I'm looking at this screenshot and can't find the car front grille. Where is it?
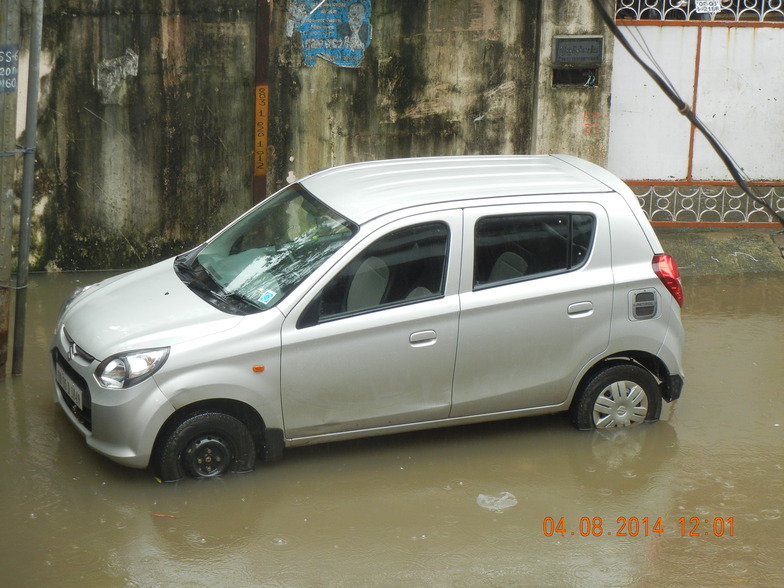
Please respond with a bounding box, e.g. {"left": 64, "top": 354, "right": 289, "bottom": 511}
{"left": 64, "top": 329, "right": 96, "bottom": 363}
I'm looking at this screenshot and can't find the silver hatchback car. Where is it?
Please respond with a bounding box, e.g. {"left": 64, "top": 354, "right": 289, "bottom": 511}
{"left": 51, "top": 155, "right": 685, "bottom": 481}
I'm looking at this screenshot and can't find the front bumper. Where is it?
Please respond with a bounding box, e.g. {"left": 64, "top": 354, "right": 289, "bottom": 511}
{"left": 50, "top": 329, "right": 175, "bottom": 469}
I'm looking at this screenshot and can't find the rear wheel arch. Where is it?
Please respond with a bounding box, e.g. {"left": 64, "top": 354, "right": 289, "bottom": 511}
{"left": 573, "top": 351, "right": 671, "bottom": 399}
{"left": 569, "top": 355, "right": 664, "bottom": 430}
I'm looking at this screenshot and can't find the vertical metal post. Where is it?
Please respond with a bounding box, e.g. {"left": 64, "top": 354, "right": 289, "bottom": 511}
{"left": 0, "top": 0, "right": 22, "bottom": 373}
{"left": 11, "top": 0, "right": 44, "bottom": 375}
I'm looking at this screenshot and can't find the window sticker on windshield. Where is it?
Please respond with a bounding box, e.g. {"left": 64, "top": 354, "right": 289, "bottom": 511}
{"left": 259, "top": 290, "right": 277, "bottom": 305}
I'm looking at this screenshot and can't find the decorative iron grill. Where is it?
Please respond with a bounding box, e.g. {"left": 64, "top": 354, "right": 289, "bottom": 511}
{"left": 633, "top": 185, "right": 784, "bottom": 223}
{"left": 616, "top": 1, "right": 784, "bottom": 22}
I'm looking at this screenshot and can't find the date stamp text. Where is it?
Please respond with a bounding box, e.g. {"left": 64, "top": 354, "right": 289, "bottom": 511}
{"left": 543, "top": 516, "right": 735, "bottom": 537}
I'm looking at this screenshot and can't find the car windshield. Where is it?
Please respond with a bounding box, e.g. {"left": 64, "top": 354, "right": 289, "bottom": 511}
{"left": 183, "top": 184, "right": 357, "bottom": 313}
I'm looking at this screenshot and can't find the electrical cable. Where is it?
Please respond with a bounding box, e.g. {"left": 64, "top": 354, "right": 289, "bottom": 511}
{"left": 591, "top": 0, "right": 784, "bottom": 228}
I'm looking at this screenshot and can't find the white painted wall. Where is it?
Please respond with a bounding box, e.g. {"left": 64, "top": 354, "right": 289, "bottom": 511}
{"left": 608, "top": 25, "right": 784, "bottom": 182}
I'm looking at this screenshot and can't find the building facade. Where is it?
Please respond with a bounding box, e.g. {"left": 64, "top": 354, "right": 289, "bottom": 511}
{"left": 5, "top": 1, "right": 781, "bottom": 270}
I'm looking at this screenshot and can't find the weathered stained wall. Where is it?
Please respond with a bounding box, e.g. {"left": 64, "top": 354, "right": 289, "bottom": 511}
{"left": 35, "top": 1, "right": 256, "bottom": 270}
{"left": 26, "top": 0, "right": 613, "bottom": 270}
{"left": 268, "top": 0, "right": 540, "bottom": 189}
{"left": 532, "top": 0, "right": 613, "bottom": 165}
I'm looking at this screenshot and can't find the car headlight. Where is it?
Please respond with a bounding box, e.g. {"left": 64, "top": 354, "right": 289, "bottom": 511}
{"left": 95, "top": 348, "right": 170, "bottom": 389}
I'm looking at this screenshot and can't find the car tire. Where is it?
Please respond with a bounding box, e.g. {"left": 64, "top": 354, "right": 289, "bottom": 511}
{"left": 571, "top": 364, "right": 662, "bottom": 430}
{"left": 154, "top": 411, "right": 256, "bottom": 481}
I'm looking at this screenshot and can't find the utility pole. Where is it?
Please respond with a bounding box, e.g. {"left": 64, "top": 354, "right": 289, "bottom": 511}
{"left": 0, "top": 0, "right": 22, "bottom": 374}
{"left": 12, "top": 0, "right": 44, "bottom": 375}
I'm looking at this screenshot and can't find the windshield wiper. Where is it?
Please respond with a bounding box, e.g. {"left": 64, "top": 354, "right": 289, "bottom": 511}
{"left": 174, "top": 256, "right": 260, "bottom": 314}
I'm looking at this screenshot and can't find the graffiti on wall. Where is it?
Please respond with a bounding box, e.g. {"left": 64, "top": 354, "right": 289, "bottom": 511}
{"left": 286, "top": 0, "right": 372, "bottom": 68}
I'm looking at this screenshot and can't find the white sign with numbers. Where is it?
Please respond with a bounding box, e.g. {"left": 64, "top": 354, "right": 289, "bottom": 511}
{"left": 695, "top": 0, "right": 721, "bottom": 14}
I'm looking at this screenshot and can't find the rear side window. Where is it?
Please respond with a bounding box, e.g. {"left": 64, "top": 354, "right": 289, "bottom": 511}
{"left": 474, "top": 213, "right": 595, "bottom": 289}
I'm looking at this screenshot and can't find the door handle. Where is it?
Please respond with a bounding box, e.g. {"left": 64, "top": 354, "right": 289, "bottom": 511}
{"left": 410, "top": 330, "right": 437, "bottom": 346}
{"left": 567, "top": 301, "right": 593, "bottom": 316}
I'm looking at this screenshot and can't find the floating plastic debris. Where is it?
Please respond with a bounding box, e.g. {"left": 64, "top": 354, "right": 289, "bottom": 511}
{"left": 476, "top": 491, "right": 518, "bottom": 512}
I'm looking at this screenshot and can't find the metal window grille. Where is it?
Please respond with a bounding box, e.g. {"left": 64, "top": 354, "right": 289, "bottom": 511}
{"left": 616, "top": 1, "right": 784, "bottom": 22}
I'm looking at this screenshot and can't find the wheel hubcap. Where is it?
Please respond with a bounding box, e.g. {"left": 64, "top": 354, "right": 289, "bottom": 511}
{"left": 183, "top": 435, "right": 231, "bottom": 478}
{"left": 592, "top": 380, "right": 649, "bottom": 428}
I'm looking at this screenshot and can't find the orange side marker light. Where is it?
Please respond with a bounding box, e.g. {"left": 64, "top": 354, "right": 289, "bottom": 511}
{"left": 252, "top": 365, "right": 265, "bottom": 373}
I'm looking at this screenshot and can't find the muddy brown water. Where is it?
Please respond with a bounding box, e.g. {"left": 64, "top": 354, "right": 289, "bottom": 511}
{"left": 1, "top": 271, "right": 782, "bottom": 587}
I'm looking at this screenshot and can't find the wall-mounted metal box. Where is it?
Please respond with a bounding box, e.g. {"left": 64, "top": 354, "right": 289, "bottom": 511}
{"left": 552, "top": 35, "right": 604, "bottom": 87}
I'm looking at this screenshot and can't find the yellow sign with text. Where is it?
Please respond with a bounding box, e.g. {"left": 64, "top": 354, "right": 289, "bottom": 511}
{"left": 254, "top": 84, "right": 268, "bottom": 176}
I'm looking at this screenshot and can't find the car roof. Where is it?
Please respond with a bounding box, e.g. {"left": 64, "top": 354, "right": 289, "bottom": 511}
{"left": 298, "top": 154, "right": 624, "bottom": 224}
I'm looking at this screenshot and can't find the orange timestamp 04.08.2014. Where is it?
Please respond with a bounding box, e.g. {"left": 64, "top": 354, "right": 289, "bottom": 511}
{"left": 542, "top": 516, "right": 735, "bottom": 537}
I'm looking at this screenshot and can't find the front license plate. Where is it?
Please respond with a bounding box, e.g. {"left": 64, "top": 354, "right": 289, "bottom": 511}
{"left": 56, "top": 363, "right": 83, "bottom": 411}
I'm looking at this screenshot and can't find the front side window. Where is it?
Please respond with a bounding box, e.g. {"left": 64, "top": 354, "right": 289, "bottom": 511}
{"left": 474, "top": 213, "right": 595, "bottom": 289}
{"left": 300, "top": 222, "right": 449, "bottom": 326}
{"left": 176, "top": 184, "right": 357, "bottom": 313}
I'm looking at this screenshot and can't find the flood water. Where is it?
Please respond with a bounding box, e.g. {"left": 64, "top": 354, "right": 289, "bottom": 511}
{"left": 1, "top": 271, "right": 782, "bottom": 587}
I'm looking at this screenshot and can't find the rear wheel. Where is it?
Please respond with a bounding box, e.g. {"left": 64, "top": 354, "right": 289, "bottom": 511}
{"left": 571, "top": 364, "right": 661, "bottom": 430}
{"left": 154, "top": 411, "right": 255, "bottom": 481}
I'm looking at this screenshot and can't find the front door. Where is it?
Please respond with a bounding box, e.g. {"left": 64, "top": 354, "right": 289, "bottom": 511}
{"left": 280, "top": 212, "right": 462, "bottom": 439}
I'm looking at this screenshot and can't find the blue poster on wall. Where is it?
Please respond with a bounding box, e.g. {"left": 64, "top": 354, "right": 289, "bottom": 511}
{"left": 286, "top": 0, "right": 372, "bottom": 68}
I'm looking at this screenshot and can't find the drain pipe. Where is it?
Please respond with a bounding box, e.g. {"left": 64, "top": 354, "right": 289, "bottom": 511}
{"left": 12, "top": 0, "right": 43, "bottom": 375}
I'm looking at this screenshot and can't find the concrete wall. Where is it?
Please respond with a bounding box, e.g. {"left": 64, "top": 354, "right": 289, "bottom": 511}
{"left": 609, "top": 25, "right": 784, "bottom": 182}
{"left": 532, "top": 0, "right": 614, "bottom": 166}
{"left": 35, "top": 0, "right": 256, "bottom": 270}
{"left": 267, "top": 0, "right": 540, "bottom": 190}
{"left": 606, "top": 21, "right": 784, "bottom": 224}
{"left": 19, "top": 0, "right": 612, "bottom": 270}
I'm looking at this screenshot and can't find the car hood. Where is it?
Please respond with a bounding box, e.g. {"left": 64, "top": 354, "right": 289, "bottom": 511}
{"left": 62, "top": 259, "right": 243, "bottom": 359}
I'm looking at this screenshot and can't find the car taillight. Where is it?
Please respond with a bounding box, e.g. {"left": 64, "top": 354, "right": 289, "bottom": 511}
{"left": 653, "top": 254, "right": 684, "bottom": 307}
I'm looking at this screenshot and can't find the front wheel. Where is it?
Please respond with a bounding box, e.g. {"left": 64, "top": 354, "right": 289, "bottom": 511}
{"left": 571, "top": 364, "right": 662, "bottom": 430}
{"left": 154, "top": 411, "right": 256, "bottom": 481}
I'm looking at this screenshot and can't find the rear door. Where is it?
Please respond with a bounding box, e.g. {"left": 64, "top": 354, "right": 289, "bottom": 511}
{"left": 280, "top": 211, "right": 462, "bottom": 438}
{"left": 451, "top": 202, "right": 613, "bottom": 417}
